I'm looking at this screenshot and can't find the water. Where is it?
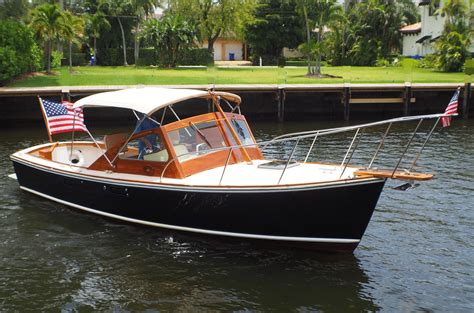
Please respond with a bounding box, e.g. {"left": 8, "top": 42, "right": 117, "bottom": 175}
{"left": 1, "top": 119, "right": 473, "bottom": 312}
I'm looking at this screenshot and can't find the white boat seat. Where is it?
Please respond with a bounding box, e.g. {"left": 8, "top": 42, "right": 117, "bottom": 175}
{"left": 143, "top": 145, "right": 190, "bottom": 162}
{"left": 144, "top": 149, "right": 169, "bottom": 162}
{"left": 174, "top": 144, "right": 189, "bottom": 157}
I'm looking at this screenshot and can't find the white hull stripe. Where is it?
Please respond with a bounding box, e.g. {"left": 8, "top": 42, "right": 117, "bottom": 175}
{"left": 11, "top": 157, "right": 385, "bottom": 194}
{"left": 20, "top": 186, "right": 360, "bottom": 245}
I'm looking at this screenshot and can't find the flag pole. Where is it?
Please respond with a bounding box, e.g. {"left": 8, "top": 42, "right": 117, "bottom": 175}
{"left": 38, "top": 96, "right": 53, "bottom": 143}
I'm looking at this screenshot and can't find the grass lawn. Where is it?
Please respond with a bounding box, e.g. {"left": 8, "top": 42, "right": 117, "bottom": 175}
{"left": 8, "top": 64, "right": 470, "bottom": 87}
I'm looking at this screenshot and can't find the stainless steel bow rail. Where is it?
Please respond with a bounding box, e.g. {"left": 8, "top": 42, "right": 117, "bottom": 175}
{"left": 161, "top": 113, "right": 456, "bottom": 185}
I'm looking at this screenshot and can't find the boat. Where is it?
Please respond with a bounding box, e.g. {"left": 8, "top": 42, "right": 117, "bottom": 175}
{"left": 10, "top": 87, "right": 455, "bottom": 252}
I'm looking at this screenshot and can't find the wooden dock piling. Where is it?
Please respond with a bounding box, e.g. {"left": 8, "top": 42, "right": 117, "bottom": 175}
{"left": 343, "top": 83, "right": 351, "bottom": 121}
{"left": 404, "top": 82, "right": 412, "bottom": 116}
{"left": 462, "top": 82, "right": 471, "bottom": 119}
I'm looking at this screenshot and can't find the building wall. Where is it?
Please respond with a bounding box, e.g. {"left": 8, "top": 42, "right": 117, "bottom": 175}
{"left": 402, "top": 34, "right": 421, "bottom": 56}
{"left": 402, "top": 0, "right": 473, "bottom": 57}
{"left": 202, "top": 40, "right": 244, "bottom": 61}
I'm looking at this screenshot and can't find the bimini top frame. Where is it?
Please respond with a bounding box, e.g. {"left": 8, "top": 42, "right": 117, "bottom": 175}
{"left": 73, "top": 87, "right": 241, "bottom": 116}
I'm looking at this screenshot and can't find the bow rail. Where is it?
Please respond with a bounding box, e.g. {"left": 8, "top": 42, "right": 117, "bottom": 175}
{"left": 161, "top": 113, "right": 456, "bottom": 185}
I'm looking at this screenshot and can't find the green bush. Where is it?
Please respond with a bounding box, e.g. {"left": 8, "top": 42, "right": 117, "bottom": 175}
{"left": 464, "top": 59, "right": 474, "bottom": 75}
{"left": 51, "top": 51, "right": 63, "bottom": 69}
{"left": 418, "top": 54, "right": 437, "bottom": 69}
{"left": 0, "top": 20, "right": 42, "bottom": 85}
{"left": 251, "top": 55, "right": 279, "bottom": 66}
{"left": 99, "top": 47, "right": 213, "bottom": 67}
{"left": 178, "top": 48, "right": 213, "bottom": 66}
{"left": 376, "top": 57, "right": 402, "bottom": 67}
{"left": 63, "top": 52, "right": 89, "bottom": 66}
{"left": 98, "top": 48, "right": 134, "bottom": 66}
{"left": 435, "top": 32, "right": 469, "bottom": 72}
{"left": 277, "top": 56, "right": 286, "bottom": 67}
{"left": 0, "top": 47, "right": 19, "bottom": 82}
{"left": 136, "top": 48, "right": 156, "bottom": 66}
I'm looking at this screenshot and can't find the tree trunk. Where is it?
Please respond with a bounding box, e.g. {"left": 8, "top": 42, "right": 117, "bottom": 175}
{"left": 93, "top": 37, "right": 97, "bottom": 64}
{"left": 134, "top": 19, "right": 140, "bottom": 66}
{"left": 316, "top": 30, "right": 321, "bottom": 77}
{"left": 303, "top": 6, "right": 312, "bottom": 76}
{"left": 47, "top": 40, "right": 52, "bottom": 74}
{"left": 69, "top": 42, "right": 73, "bottom": 69}
{"left": 207, "top": 38, "right": 215, "bottom": 59}
{"left": 117, "top": 17, "right": 128, "bottom": 66}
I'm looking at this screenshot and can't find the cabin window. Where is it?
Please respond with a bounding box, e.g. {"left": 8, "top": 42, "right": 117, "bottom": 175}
{"left": 168, "top": 120, "right": 227, "bottom": 161}
{"left": 230, "top": 119, "right": 254, "bottom": 145}
{"left": 119, "top": 133, "right": 169, "bottom": 162}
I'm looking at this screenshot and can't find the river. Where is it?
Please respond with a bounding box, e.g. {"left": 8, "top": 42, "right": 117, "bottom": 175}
{"left": 1, "top": 118, "right": 473, "bottom": 312}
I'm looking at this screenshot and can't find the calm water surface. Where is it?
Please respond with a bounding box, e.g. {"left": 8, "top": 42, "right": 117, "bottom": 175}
{"left": 0, "top": 119, "right": 473, "bottom": 312}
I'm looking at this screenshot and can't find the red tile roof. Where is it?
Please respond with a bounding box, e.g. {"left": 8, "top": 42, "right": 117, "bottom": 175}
{"left": 400, "top": 22, "right": 422, "bottom": 34}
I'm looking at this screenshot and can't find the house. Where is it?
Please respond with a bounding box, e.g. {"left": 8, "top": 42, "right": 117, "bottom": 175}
{"left": 201, "top": 38, "right": 247, "bottom": 61}
{"left": 400, "top": 0, "right": 473, "bottom": 57}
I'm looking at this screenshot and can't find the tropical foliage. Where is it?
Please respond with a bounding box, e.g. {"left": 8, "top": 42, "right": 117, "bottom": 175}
{"left": 141, "top": 14, "right": 198, "bottom": 67}
{"left": 169, "top": 0, "right": 257, "bottom": 55}
{"left": 30, "top": 3, "right": 69, "bottom": 73}
{"left": 0, "top": 0, "right": 471, "bottom": 81}
{"left": 0, "top": 20, "right": 42, "bottom": 85}
{"left": 434, "top": 0, "right": 471, "bottom": 72}
{"left": 245, "top": 0, "right": 303, "bottom": 64}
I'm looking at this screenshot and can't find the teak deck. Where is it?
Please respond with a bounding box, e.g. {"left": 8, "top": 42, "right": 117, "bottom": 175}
{"left": 354, "top": 169, "right": 434, "bottom": 181}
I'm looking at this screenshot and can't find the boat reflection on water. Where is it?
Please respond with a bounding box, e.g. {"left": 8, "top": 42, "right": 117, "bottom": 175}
{"left": 10, "top": 196, "right": 379, "bottom": 311}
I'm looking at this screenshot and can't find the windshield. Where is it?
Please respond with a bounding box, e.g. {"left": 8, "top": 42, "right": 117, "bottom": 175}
{"left": 168, "top": 120, "right": 227, "bottom": 161}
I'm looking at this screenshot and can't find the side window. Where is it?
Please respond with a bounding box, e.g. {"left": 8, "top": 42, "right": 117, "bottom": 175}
{"left": 230, "top": 119, "right": 255, "bottom": 145}
{"left": 120, "top": 133, "right": 169, "bottom": 162}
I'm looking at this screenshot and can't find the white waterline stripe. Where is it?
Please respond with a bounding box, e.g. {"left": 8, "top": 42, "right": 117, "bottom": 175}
{"left": 20, "top": 186, "right": 360, "bottom": 244}
{"left": 8, "top": 173, "right": 17, "bottom": 180}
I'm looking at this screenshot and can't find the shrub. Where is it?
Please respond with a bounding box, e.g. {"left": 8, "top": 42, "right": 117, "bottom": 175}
{"left": 178, "top": 48, "right": 213, "bottom": 66}
{"left": 418, "top": 54, "right": 437, "bottom": 69}
{"left": 251, "top": 55, "right": 279, "bottom": 66}
{"left": 464, "top": 59, "right": 474, "bottom": 75}
{"left": 0, "top": 20, "right": 42, "bottom": 85}
{"left": 136, "top": 48, "right": 156, "bottom": 66}
{"left": 63, "top": 52, "right": 89, "bottom": 66}
{"left": 276, "top": 57, "right": 285, "bottom": 67}
{"left": 0, "top": 47, "right": 19, "bottom": 82}
{"left": 99, "top": 47, "right": 213, "bottom": 67}
{"left": 51, "top": 51, "right": 63, "bottom": 69}
{"left": 435, "top": 32, "right": 469, "bottom": 72}
{"left": 376, "top": 57, "right": 402, "bottom": 67}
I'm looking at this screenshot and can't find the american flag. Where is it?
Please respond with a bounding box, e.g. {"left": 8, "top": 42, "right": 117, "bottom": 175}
{"left": 40, "top": 98, "right": 87, "bottom": 135}
{"left": 441, "top": 89, "right": 460, "bottom": 127}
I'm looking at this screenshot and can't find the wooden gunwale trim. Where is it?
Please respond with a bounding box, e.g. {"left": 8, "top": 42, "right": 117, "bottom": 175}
{"left": 162, "top": 112, "right": 217, "bottom": 132}
{"left": 12, "top": 153, "right": 382, "bottom": 189}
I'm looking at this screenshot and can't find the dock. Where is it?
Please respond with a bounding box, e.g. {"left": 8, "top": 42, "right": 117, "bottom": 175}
{"left": 0, "top": 83, "right": 471, "bottom": 124}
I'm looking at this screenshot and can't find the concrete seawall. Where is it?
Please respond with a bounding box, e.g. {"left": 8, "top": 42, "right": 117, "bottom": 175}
{"left": 0, "top": 83, "right": 471, "bottom": 127}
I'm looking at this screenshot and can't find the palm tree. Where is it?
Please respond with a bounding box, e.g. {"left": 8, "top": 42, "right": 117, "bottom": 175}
{"left": 62, "top": 11, "right": 84, "bottom": 69}
{"left": 131, "top": 0, "right": 159, "bottom": 65}
{"left": 296, "top": 0, "right": 341, "bottom": 77}
{"left": 85, "top": 11, "right": 111, "bottom": 64}
{"left": 141, "top": 14, "right": 197, "bottom": 67}
{"left": 30, "top": 3, "right": 68, "bottom": 73}
{"left": 100, "top": 0, "right": 132, "bottom": 66}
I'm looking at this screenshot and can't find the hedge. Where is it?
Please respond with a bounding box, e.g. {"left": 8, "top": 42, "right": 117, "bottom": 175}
{"left": 62, "top": 53, "right": 90, "bottom": 66}
{"left": 465, "top": 59, "right": 474, "bottom": 75}
{"left": 98, "top": 47, "right": 213, "bottom": 67}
